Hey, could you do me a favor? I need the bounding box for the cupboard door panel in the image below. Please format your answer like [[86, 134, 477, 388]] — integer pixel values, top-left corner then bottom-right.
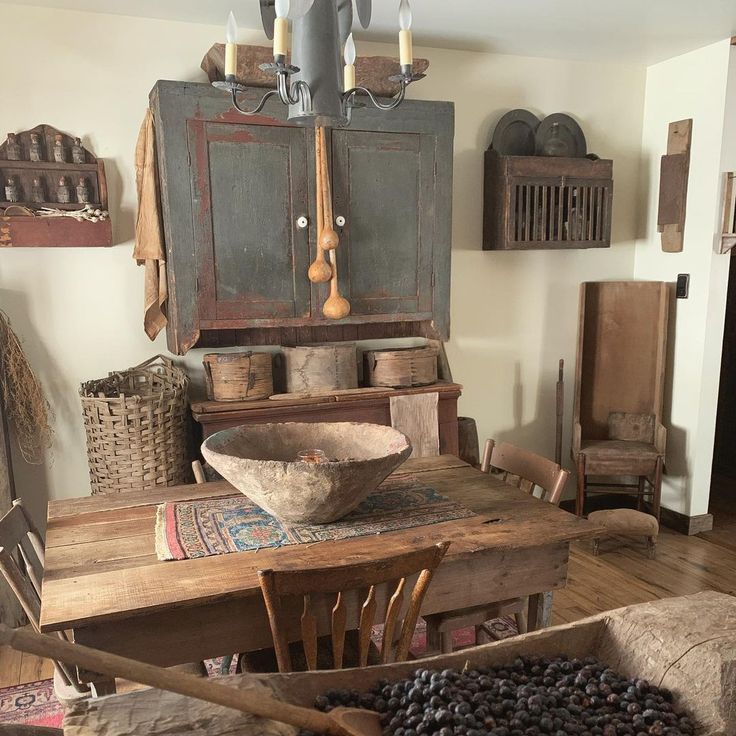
[[331, 130, 435, 318], [188, 121, 310, 321]]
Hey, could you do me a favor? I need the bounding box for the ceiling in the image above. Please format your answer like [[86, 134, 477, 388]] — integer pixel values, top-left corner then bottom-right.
[[5, 0, 736, 64]]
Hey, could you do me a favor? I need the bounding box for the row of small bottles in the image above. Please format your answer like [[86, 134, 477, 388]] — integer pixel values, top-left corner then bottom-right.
[[4, 175, 92, 204], [3, 132, 86, 164]]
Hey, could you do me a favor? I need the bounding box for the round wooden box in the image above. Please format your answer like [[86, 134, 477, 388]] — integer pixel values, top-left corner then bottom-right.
[[203, 352, 273, 401], [283, 343, 358, 394], [364, 346, 439, 388]]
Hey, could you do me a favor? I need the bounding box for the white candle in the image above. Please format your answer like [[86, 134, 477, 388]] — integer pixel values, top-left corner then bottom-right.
[[398, 0, 413, 67], [225, 11, 237, 78], [274, 0, 289, 58], [343, 33, 356, 91]]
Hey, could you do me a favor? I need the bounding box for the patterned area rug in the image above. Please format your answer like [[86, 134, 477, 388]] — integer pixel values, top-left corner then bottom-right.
[[156, 476, 475, 560], [0, 679, 63, 728]]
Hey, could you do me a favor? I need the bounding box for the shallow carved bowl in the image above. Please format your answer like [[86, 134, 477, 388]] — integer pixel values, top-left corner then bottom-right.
[[201, 422, 412, 524]]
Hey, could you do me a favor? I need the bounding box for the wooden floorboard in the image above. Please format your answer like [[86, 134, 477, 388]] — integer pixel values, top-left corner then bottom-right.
[[3, 493, 736, 688]]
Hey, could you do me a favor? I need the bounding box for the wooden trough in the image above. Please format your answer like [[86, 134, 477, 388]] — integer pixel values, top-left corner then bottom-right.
[[63, 591, 736, 736]]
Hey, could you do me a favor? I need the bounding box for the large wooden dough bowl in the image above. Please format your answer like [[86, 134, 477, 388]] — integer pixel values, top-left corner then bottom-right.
[[64, 591, 736, 736], [201, 422, 412, 523]]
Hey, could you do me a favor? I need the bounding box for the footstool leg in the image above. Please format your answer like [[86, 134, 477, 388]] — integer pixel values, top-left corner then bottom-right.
[[593, 537, 600, 556], [647, 536, 657, 559]]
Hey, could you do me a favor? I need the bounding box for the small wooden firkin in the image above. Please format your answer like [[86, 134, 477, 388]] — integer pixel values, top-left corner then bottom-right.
[[283, 343, 358, 394], [203, 352, 273, 401], [364, 346, 439, 388]]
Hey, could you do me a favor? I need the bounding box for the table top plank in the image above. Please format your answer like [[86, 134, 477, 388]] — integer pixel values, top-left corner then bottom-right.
[[41, 456, 597, 631]]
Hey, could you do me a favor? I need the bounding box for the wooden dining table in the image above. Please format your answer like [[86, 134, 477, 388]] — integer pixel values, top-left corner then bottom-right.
[[41, 455, 596, 694]]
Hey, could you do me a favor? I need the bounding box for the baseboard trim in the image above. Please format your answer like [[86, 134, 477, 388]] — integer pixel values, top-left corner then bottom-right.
[[658, 507, 714, 535]]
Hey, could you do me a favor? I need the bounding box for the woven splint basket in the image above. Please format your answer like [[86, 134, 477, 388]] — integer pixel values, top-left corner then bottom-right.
[[79, 355, 190, 494]]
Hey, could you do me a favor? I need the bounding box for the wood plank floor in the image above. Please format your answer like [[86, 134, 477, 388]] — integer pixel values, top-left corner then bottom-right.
[[2, 495, 735, 689]]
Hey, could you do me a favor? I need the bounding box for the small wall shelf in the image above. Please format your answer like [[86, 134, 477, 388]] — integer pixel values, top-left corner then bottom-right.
[[0, 124, 111, 248], [483, 151, 613, 250]]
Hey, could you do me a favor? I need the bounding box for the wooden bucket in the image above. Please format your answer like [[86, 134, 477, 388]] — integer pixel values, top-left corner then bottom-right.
[[283, 344, 358, 394], [203, 352, 273, 402], [364, 346, 438, 388]]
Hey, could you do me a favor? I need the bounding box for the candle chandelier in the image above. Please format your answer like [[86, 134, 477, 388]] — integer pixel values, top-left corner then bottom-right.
[[213, 0, 424, 127]]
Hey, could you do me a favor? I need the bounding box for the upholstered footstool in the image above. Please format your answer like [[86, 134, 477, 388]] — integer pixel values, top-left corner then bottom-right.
[[588, 508, 659, 558]]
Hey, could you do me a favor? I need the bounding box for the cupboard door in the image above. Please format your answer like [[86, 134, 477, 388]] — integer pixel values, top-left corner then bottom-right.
[[188, 121, 310, 322], [330, 130, 435, 319]]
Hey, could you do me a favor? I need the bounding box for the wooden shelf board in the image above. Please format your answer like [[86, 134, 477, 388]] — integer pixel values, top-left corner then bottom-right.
[[0, 160, 98, 171], [0, 216, 112, 247], [0, 202, 103, 211]]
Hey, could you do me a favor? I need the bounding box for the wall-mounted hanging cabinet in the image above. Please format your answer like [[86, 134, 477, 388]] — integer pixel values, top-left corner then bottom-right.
[[150, 81, 454, 355], [483, 151, 613, 251]]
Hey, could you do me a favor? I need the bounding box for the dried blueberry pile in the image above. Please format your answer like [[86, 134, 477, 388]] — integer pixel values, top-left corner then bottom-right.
[[313, 655, 695, 736]]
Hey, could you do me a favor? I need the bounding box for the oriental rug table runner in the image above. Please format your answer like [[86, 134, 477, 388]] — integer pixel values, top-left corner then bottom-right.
[[155, 475, 475, 561]]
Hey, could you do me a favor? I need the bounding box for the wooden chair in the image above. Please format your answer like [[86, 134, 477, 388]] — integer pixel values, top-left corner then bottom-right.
[[0, 499, 90, 701], [572, 281, 669, 520], [425, 441, 569, 653], [253, 541, 450, 673]]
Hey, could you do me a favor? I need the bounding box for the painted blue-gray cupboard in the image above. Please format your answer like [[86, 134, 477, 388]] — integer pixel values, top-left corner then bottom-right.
[[150, 81, 454, 354]]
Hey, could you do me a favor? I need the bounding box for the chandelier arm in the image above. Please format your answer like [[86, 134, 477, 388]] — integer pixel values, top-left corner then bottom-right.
[[341, 81, 408, 115], [230, 88, 280, 116]]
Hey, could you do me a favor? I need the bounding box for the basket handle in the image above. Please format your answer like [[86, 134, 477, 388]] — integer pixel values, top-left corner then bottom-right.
[[131, 354, 173, 371]]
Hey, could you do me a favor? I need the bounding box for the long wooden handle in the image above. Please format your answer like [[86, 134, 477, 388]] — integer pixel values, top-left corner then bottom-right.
[[0, 625, 339, 735], [555, 358, 564, 466], [316, 127, 324, 237]]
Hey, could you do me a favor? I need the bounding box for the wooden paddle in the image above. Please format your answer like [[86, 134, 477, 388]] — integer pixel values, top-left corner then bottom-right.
[[308, 126, 333, 284], [0, 625, 381, 736], [318, 127, 350, 320]]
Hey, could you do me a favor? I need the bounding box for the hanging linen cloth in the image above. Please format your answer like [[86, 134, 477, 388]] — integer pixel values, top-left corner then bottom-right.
[[133, 108, 168, 340]]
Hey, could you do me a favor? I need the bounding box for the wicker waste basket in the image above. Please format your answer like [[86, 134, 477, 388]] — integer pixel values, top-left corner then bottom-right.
[[79, 355, 190, 494]]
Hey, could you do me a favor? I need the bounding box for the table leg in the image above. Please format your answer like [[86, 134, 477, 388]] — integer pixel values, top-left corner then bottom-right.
[[527, 592, 553, 631], [90, 677, 116, 697]]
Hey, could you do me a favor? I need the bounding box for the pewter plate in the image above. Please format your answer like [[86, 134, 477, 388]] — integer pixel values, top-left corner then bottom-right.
[[490, 109, 541, 156]]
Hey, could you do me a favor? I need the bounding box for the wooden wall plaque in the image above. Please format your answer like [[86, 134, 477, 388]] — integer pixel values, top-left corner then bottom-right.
[[657, 119, 692, 253]]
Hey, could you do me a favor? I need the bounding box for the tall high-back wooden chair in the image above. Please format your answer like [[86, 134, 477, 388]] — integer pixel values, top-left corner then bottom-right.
[[257, 542, 450, 672], [481, 440, 569, 505], [0, 499, 88, 695], [572, 281, 668, 519], [426, 442, 569, 654]]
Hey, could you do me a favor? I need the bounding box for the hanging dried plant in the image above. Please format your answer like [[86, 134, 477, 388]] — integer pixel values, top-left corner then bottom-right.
[[0, 311, 54, 464]]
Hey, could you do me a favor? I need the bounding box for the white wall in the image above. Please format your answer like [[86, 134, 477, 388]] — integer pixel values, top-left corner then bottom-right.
[[633, 40, 733, 516], [1, 4, 647, 525]]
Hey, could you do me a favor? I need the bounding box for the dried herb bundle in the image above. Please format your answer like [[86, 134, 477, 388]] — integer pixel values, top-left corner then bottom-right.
[[0, 310, 53, 464]]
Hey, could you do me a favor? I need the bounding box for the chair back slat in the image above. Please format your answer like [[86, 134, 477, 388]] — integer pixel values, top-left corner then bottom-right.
[[358, 585, 377, 667], [257, 541, 449, 672], [300, 594, 318, 671], [258, 568, 293, 673], [482, 440, 569, 505], [381, 578, 405, 664], [0, 551, 42, 626], [395, 566, 439, 661], [331, 592, 347, 669]]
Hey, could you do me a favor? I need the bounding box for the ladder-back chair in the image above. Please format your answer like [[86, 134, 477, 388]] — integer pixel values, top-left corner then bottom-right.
[[257, 541, 450, 672], [0, 499, 89, 697], [426, 441, 569, 653]]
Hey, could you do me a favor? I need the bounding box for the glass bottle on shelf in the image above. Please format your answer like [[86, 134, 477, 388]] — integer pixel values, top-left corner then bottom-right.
[[31, 177, 46, 203], [71, 137, 85, 164], [56, 176, 71, 203], [5, 133, 21, 161], [76, 176, 90, 203], [29, 133, 43, 162], [5, 177, 20, 202], [53, 134, 67, 163]]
